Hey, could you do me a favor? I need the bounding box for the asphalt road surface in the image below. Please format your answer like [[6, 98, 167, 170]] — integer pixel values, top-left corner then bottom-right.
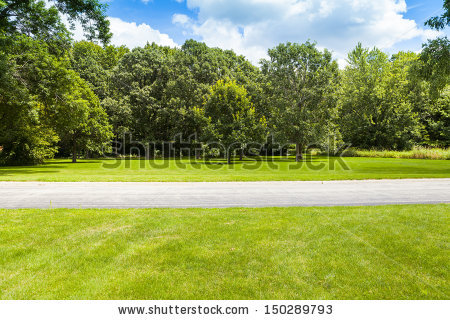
[[0, 179, 448, 208]]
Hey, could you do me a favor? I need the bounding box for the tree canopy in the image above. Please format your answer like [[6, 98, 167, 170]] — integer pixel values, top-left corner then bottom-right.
[[196, 79, 267, 163], [0, 0, 111, 44], [0, 0, 112, 164], [417, 37, 450, 97], [0, 1, 449, 165], [425, 0, 449, 30], [338, 45, 422, 150], [261, 41, 339, 160]]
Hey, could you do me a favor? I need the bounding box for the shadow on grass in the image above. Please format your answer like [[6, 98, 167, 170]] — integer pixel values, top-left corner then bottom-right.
[[45, 160, 103, 164], [263, 156, 327, 163], [0, 169, 61, 176], [116, 156, 327, 164]]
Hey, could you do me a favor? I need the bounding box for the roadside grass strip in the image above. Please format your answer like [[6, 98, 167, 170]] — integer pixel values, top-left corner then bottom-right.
[[0, 205, 448, 299]]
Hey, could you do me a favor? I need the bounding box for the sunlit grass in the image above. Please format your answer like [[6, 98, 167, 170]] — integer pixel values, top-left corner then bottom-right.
[[0, 205, 448, 299], [0, 156, 449, 181]]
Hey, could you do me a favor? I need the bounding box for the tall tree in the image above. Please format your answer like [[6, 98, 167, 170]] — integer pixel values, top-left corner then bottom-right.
[[44, 70, 113, 163], [416, 37, 450, 98], [110, 44, 181, 145], [418, 86, 450, 147], [0, 35, 112, 164], [338, 44, 422, 150], [70, 41, 129, 145], [196, 79, 267, 164], [419, 1, 450, 98], [0, 43, 59, 164], [0, 0, 113, 164], [261, 41, 339, 161]]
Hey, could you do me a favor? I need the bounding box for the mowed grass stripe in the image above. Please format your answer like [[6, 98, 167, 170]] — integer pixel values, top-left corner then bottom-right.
[[0, 205, 448, 299]]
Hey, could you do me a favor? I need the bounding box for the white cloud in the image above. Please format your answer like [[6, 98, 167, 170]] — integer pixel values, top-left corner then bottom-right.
[[175, 0, 442, 66], [172, 14, 191, 26], [67, 16, 178, 48], [108, 17, 178, 48], [191, 19, 268, 64]]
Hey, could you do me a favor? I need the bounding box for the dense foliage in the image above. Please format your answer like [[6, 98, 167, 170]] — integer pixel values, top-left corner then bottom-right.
[[0, 0, 111, 44], [0, 0, 449, 164], [0, 35, 112, 164], [196, 79, 267, 163], [261, 41, 339, 160], [338, 45, 422, 150]]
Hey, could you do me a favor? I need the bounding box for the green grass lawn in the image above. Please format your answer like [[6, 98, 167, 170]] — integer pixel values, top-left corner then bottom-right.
[[0, 204, 448, 299], [0, 156, 449, 181]]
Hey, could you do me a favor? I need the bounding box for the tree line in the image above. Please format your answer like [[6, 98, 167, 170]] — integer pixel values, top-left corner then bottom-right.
[[0, 0, 449, 164]]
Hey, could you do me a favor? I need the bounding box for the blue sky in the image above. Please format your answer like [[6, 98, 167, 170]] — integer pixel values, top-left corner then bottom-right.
[[89, 0, 449, 66]]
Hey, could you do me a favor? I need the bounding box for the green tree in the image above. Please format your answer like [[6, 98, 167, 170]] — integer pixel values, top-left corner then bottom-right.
[[47, 75, 113, 163], [425, 0, 449, 30], [70, 41, 129, 146], [20, 36, 113, 162], [100, 97, 132, 142], [419, 1, 450, 98], [420, 86, 450, 147], [0, 48, 59, 164], [197, 79, 267, 164], [0, 35, 112, 163], [180, 40, 263, 110], [0, 0, 111, 44], [70, 41, 109, 99], [108, 40, 264, 152], [416, 37, 450, 98], [70, 41, 128, 99], [110, 44, 182, 145], [261, 41, 339, 161], [0, 0, 113, 164], [338, 44, 422, 150]]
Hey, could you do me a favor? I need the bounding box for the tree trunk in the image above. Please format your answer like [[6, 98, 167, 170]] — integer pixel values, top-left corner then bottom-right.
[[239, 149, 243, 161], [227, 151, 232, 164], [72, 142, 77, 163], [295, 143, 303, 162], [146, 144, 152, 160]]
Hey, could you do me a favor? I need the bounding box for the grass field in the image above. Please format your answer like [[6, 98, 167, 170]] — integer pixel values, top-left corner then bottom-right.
[[0, 156, 449, 181], [0, 204, 448, 299]]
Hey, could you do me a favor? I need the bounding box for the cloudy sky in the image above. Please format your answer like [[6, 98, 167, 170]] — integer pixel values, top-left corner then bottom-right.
[[75, 0, 449, 66]]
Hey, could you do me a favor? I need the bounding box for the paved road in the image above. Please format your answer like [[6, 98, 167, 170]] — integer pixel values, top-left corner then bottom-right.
[[0, 179, 448, 208]]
